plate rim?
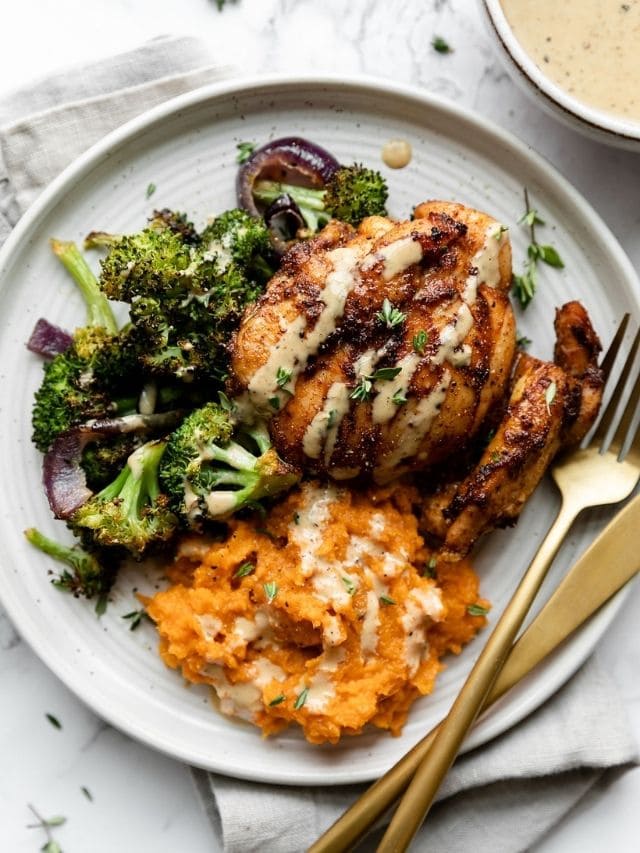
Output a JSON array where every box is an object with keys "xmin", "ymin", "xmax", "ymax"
[{"xmin": 0, "ymin": 72, "xmax": 637, "ymax": 783}]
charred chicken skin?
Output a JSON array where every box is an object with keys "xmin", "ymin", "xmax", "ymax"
[{"xmin": 230, "ymin": 201, "xmax": 603, "ymax": 558}]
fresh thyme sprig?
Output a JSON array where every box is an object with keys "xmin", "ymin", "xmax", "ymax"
[
  {"xmin": 511, "ymin": 188, "xmax": 564, "ymax": 308},
  {"xmin": 27, "ymin": 803, "xmax": 66, "ymax": 853}
]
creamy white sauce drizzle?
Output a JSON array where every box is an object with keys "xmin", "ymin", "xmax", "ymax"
[
  {"xmin": 251, "ymin": 657, "xmax": 286, "ymax": 689},
  {"xmin": 247, "ymin": 245, "xmax": 364, "ymax": 412},
  {"xmin": 372, "ymin": 352, "xmax": 421, "ymax": 425},
  {"xmin": 304, "ymin": 671, "xmax": 336, "ymax": 713},
  {"xmin": 303, "ymin": 382, "xmax": 351, "ymax": 460},
  {"xmin": 201, "ymin": 664, "xmax": 262, "ymax": 720},
  {"xmin": 361, "ymin": 590, "xmax": 380, "ymax": 658},
  {"xmin": 374, "ymin": 375, "xmax": 452, "ymax": 483},
  {"xmin": 205, "ymin": 491, "xmax": 238, "ymax": 517},
  {"xmin": 196, "ymin": 614, "xmax": 223, "ymax": 642},
  {"xmin": 362, "ymin": 236, "xmax": 423, "ymax": 281},
  {"xmin": 401, "ymin": 586, "xmax": 445, "ymax": 676}
]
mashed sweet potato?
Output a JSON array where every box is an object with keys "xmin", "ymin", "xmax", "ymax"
[{"xmin": 146, "ymin": 481, "xmax": 487, "ymax": 744}]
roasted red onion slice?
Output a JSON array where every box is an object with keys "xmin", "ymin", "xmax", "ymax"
[
  {"xmin": 43, "ymin": 411, "xmax": 184, "ymax": 519},
  {"xmin": 263, "ymin": 193, "xmax": 306, "ymax": 251},
  {"xmin": 27, "ymin": 318, "xmax": 73, "ymax": 358},
  {"xmin": 237, "ymin": 136, "xmax": 339, "ymax": 218}
]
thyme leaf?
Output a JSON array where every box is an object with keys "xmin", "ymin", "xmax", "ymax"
[{"xmin": 236, "ymin": 141, "xmax": 255, "ymax": 163}]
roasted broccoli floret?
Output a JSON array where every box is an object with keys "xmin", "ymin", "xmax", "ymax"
[
  {"xmin": 159, "ymin": 402, "xmax": 300, "ymax": 526},
  {"xmin": 31, "ymin": 242, "xmax": 138, "ymax": 451},
  {"xmin": 252, "ymin": 163, "xmax": 389, "ymax": 231},
  {"xmin": 81, "ymin": 434, "xmax": 139, "ymax": 490},
  {"xmin": 70, "ymin": 439, "xmax": 178, "ymax": 557},
  {"xmin": 89, "ymin": 209, "xmax": 273, "ymax": 386},
  {"xmin": 87, "ymin": 219, "xmax": 193, "ymax": 303},
  {"xmin": 199, "ymin": 208, "xmax": 275, "ymax": 281},
  {"xmin": 24, "ymin": 527, "xmax": 118, "ymax": 608}
]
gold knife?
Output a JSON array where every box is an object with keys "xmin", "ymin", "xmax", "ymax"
[{"xmin": 309, "ymin": 492, "xmax": 640, "ymax": 853}]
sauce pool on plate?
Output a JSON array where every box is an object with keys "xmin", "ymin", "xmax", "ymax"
[
  {"xmin": 381, "ymin": 139, "xmax": 412, "ymax": 168},
  {"xmin": 500, "ymin": 0, "xmax": 640, "ymax": 121}
]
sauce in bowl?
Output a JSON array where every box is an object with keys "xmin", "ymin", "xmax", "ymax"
[{"xmin": 500, "ymin": 0, "xmax": 640, "ymax": 122}]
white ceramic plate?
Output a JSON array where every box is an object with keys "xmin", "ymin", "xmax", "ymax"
[{"xmin": 0, "ymin": 76, "xmax": 637, "ymax": 785}]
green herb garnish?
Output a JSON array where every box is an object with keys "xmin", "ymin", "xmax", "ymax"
[
  {"xmin": 376, "ymin": 298, "xmax": 406, "ymax": 328},
  {"xmin": 350, "ymin": 376, "xmax": 373, "ymax": 402},
  {"xmin": 45, "ymin": 713, "xmax": 62, "ymax": 730},
  {"xmin": 269, "ymin": 694, "xmax": 285, "ymax": 707},
  {"xmin": 26, "ymin": 804, "xmax": 66, "ymax": 853},
  {"xmin": 276, "ymin": 366, "xmax": 292, "ymax": 389},
  {"xmin": 268, "ymin": 396, "xmax": 280, "ymax": 411},
  {"xmin": 234, "ymin": 562, "xmax": 255, "ymax": 579},
  {"xmin": 326, "ymin": 409, "xmax": 338, "ymax": 429},
  {"xmin": 122, "ymin": 608, "xmax": 149, "ymax": 631},
  {"xmin": 294, "ymin": 687, "xmax": 309, "ymax": 709},
  {"xmin": 146, "ymin": 182, "xmax": 156, "ymax": 199},
  {"xmin": 264, "ymin": 581, "xmax": 278, "ymax": 603},
  {"xmin": 236, "ymin": 141, "xmax": 255, "ymax": 163},
  {"xmin": 512, "ymin": 188, "xmax": 564, "ymax": 308},
  {"xmin": 380, "ymin": 594, "xmax": 396, "ymax": 605},
  {"xmin": 392, "ymin": 390, "xmax": 408, "ymax": 406},
  {"xmin": 467, "ymin": 603, "xmax": 489, "ymax": 616},
  {"xmin": 342, "ymin": 576, "xmax": 357, "ymax": 595},
  {"xmin": 81, "ymin": 786, "xmax": 93, "ymax": 802},
  {"xmin": 371, "ymin": 366, "xmax": 402, "ymax": 382},
  {"xmin": 413, "ymin": 329, "xmax": 428, "ymax": 354},
  {"xmin": 423, "ymin": 556, "xmax": 437, "ymax": 578},
  {"xmin": 516, "ymin": 332, "xmax": 532, "ymax": 348},
  {"xmin": 545, "ymin": 380, "xmax": 557, "ymax": 412},
  {"xmin": 432, "ymin": 35, "xmax": 452, "ymax": 54}
]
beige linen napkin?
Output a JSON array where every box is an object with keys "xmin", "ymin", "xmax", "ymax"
[{"xmin": 0, "ymin": 36, "xmax": 636, "ymax": 853}]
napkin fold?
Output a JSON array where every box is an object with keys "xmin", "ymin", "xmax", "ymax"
[
  {"xmin": 191, "ymin": 659, "xmax": 636, "ymax": 853},
  {"xmin": 0, "ymin": 35, "xmax": 636, "ymax": 853}
]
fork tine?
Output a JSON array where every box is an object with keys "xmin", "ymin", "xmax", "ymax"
[
  {"xmin": 590, "ymin": 324, "xmax": 640, "ymax": 450},
  {"xmin": 600, "ymin": 313, "xmax": 630, "ymax": 382},
  {"xmin": 609, "ymin": 356, "xmax": 640, "ymax": 457}
]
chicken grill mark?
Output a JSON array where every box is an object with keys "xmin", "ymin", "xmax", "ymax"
[{"xmin": 230, "ymin": 201, "xmax": 603, "ymax": 558}]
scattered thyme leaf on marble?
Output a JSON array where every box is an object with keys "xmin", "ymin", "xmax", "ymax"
[
  {"xmin": 432, "ymin": 35, "xmax": 453, "ymax": 54},
  {"xmin": 146, "ymin": 182, "xmax": 156, "ymax": 199},
  {"xmin": 26, "ymin": 804, "xmax": 66, "ymax": 853},
  {"xmin": 45, "ymin": 713, "xmax": 62, "ymax": 730},
  {"xmin": 81, "ymin": 786, "xmax": 93, "ymax": 802}
]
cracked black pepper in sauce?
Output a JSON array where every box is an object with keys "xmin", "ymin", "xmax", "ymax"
[{"xmin": 501, "ymin": 0, "xmax": 640, "ymax": 121}]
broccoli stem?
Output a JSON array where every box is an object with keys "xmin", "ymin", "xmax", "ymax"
[
  {"xmin": 95, "ymin": 440, "xmax": 165, "ymax": 517},
  {"xmin": 24, "ymin": 527, "xmax": 109, "ymax": 605},
  {"xmin": 50, "ymin": 239, "xmax": 118, "ymax": 334},
  {"xmin": 252, "ymin": 180, "xmax": 330, "ymax": 232},
  {"xmin": 205, "ymin": 439, "xmax": 261, "ymax": 471}
]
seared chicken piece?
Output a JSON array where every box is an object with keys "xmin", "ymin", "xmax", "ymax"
[
  {"xmin": 231, "ymin": 201, "xmax": 515, "ymax": 482},
  {"xmin": 423, "ymin": 302, "xmax": 603, "ymax": 559},
  {"xmin": 231, "ymin": 204, "xmax": 603, "ymax": 559}
]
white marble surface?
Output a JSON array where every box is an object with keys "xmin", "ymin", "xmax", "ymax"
[{"xmin": 1, "ymin": 1, "xmax": 639, "ymax": 851}]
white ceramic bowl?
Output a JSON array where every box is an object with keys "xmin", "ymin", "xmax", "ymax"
[{"xmin": 481, "ymin": 0, "xmax": 640, "ymax": 150}]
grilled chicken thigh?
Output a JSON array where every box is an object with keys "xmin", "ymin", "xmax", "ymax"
[
  {"xmin": 230, "ymin": 202, "xmax": 603, "ymax": 558},
  {"xmin": 231, "ymin": 201, "xmax": 515, "ymax": 482}
]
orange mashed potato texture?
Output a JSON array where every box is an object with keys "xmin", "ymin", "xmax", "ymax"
[{"xmin": 147, "ymin": 481, "xmax": 487, "ymax": 745}]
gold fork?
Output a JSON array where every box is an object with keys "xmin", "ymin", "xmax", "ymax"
[
  {"xmin": 373, "ymin": 319, "xmax": 640, "ymax": 851},
  {"xmin": 309, "ymin": 317, "xmax": 638, "ymax": 853}
]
